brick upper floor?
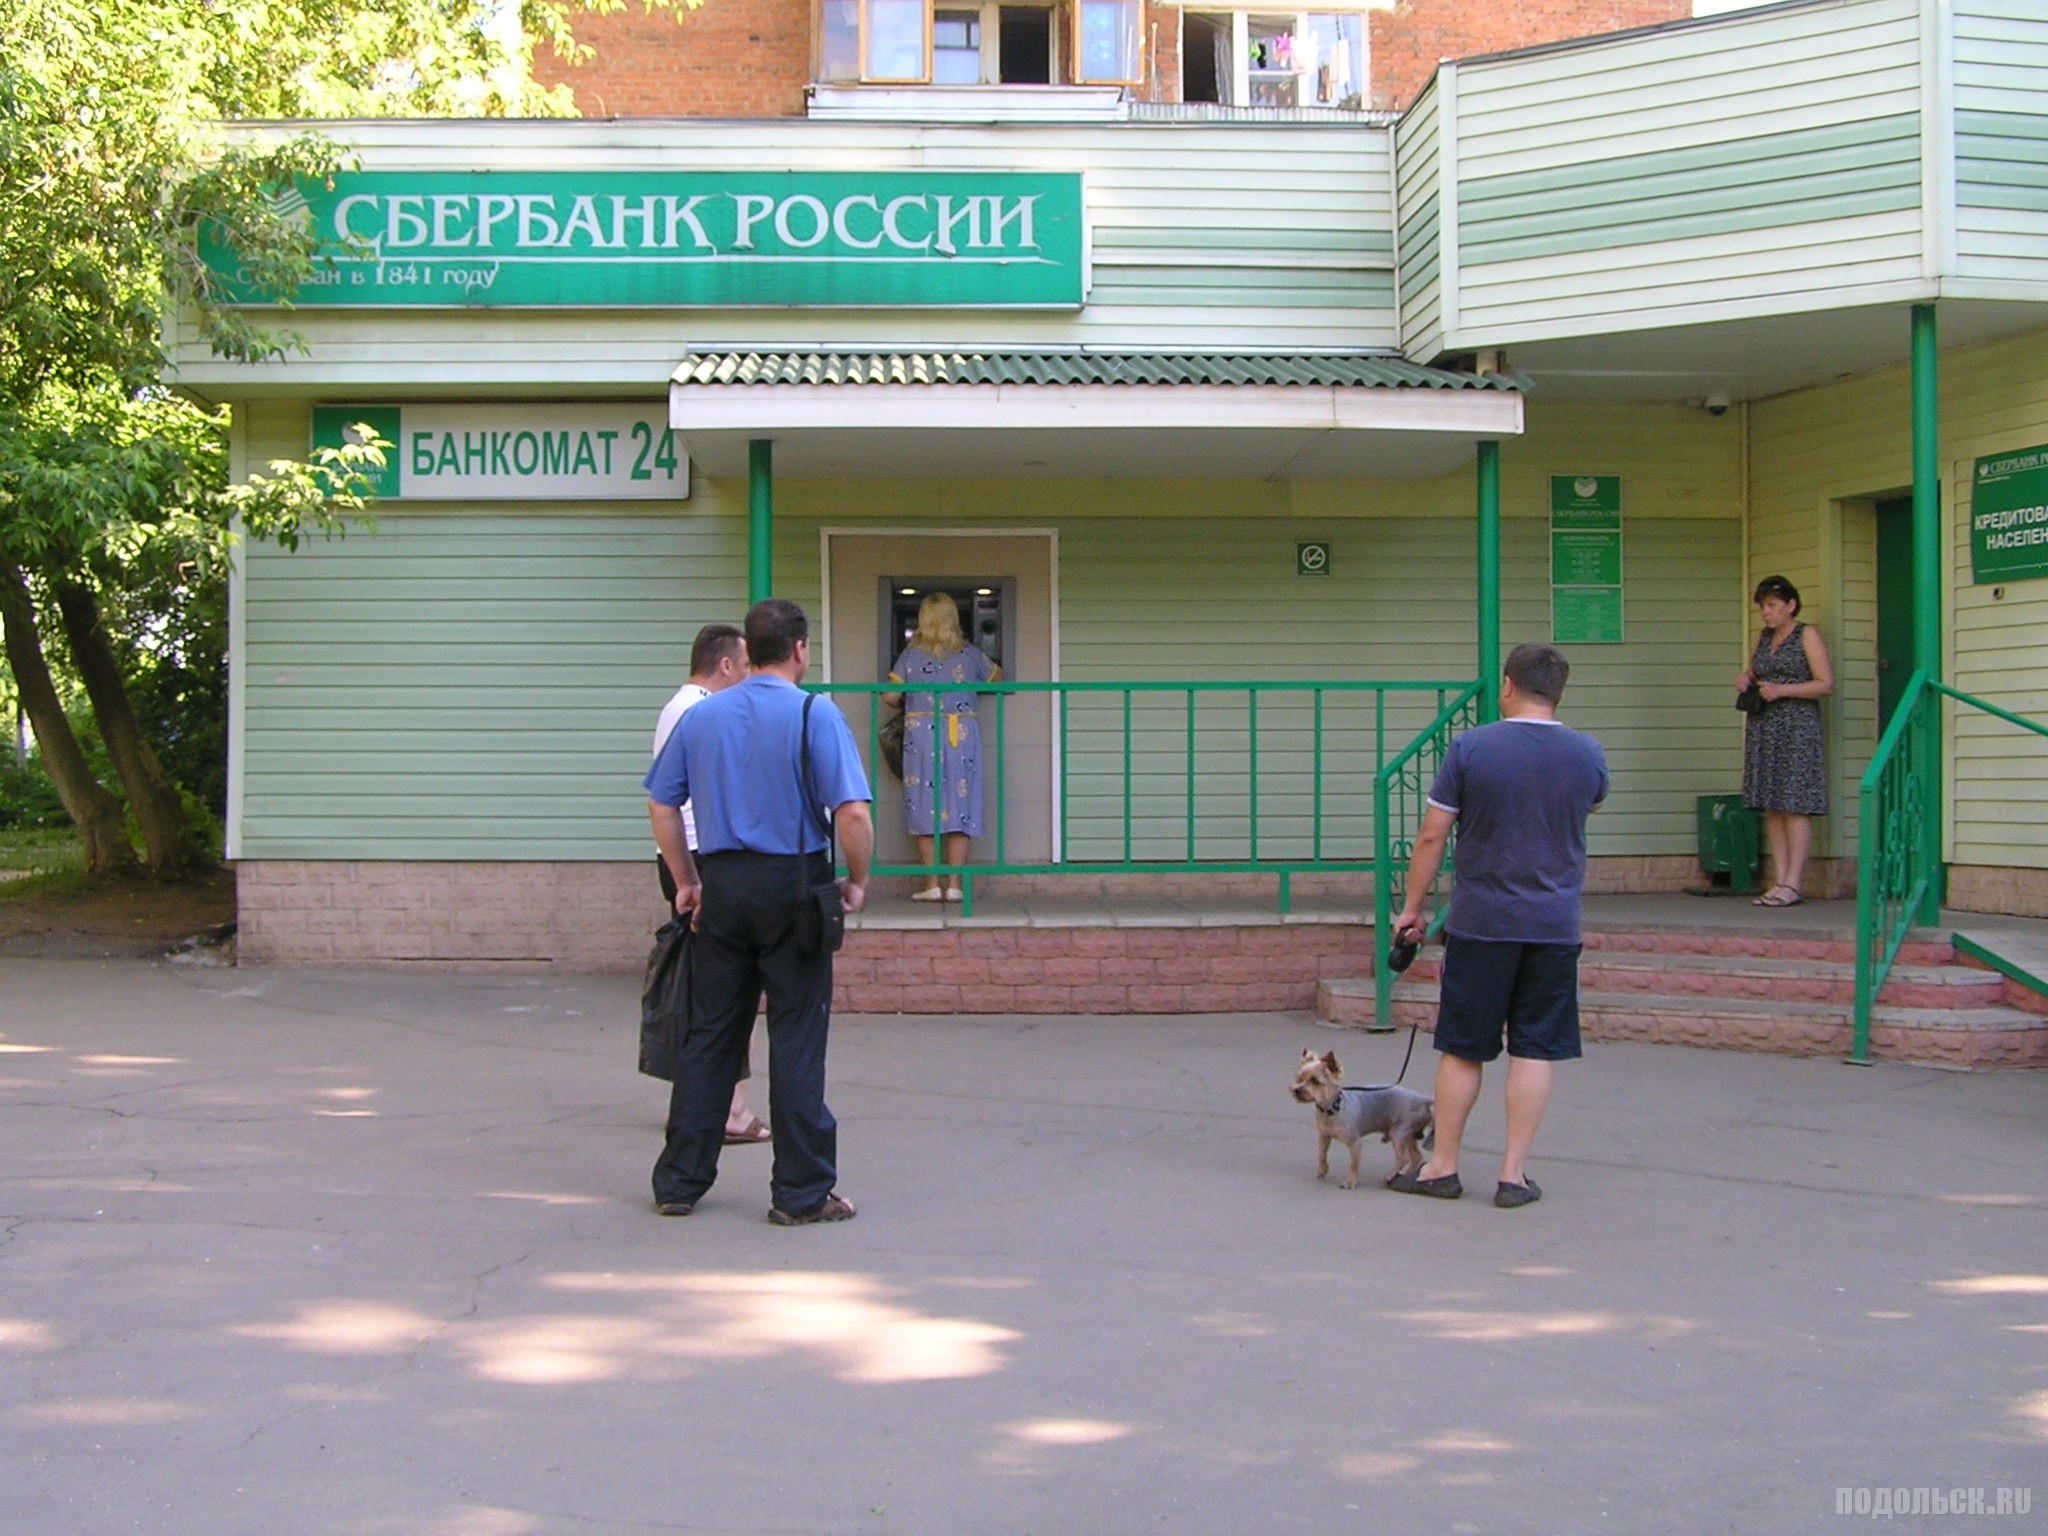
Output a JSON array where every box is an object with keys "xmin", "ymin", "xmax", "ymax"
[{"xmin": 532, "ymin": 0, "xmax": 1688, "ymax": 118}]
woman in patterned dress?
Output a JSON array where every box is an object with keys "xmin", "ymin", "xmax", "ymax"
[
  {"xmin": 886, "ymin": 593, "xmax": 1001, "ymax": 902},
  {"xmin": 1737, "ymin": 575, "xmax": 1833, "ymax": 907}
]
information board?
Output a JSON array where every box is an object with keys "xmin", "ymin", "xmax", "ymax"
[
  {"xmin": 312, "ymin": 403, "xmax": 687, "ymax": 501},
  {"xmin": 1550, "ymin": 475, "xmax": 1623, "ymax": 644},
  {"xmin": 1970, "ymin": 444, "xmax": 2048, "ymax": 585}
]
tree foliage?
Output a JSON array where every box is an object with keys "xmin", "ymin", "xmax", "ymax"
[{"xmin": 1, "ymin": 0, "xmax": 693, "ymax": 876}]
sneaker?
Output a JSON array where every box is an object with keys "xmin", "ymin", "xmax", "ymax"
[{"xmin": 653, "ymin": 1198, "xmax": 696, "ymax": 1217}]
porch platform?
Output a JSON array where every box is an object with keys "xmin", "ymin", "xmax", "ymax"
[
  {"xmin": 851, "ymin": 885, "xmax": 2047, "ymax": 955},
  {"xmin": 840, "ymin": 887, "xmax": 2048, "ymax": 1068}
]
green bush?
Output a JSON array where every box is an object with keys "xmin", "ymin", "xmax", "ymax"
[{"xmin": 0, "ymin": 762, "xmax": 67, "ymax": 829}]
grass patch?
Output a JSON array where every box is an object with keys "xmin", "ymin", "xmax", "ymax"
[{"xmin": 0, "ymin": 825, "xmax": 91, "ymax": 896}]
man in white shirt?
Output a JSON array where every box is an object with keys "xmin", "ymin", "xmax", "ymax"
[{"xmin": 651, "ymin": 623, "xmax": 762, "ymax": 1142}]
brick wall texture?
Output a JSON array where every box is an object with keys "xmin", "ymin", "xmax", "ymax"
[
  {"xmin": 532, "ymin": 0, "xmax": 812, "ymax": 118},
  {"xmin": 529, "ymin": 0, "xmax": 1690, "ymax": 118},
  {"xmin": 1369, "ymin": 0, "xmax": 1690, "ymax": 111}
]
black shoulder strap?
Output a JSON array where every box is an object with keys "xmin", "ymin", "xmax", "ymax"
[{"xmin": 800, "ymin": 694, "xmax": 837, "ymax": 863}]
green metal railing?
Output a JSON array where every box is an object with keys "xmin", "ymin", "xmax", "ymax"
[
  {"xmin": 807, "ymin": 678, "xmax": 1472, "ymax": 916},
  {"xmin": 1853, "ymin": 671, "xmax": 2048, "ymax": 1061},
  {"xmin": 1371, "ymin": 682, "xmax": 1480, "ymax": 1028}
]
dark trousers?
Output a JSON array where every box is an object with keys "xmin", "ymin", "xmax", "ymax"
[{"xmin": 651, "ymin": 850, "xmax": 837, "ymax": 1216}]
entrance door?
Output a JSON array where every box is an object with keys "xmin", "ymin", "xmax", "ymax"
[
  {"xmin": 824, "ymin": 531, "xmax": 1056, "ymax": 869},
  {"xmin": 1874, "ymin": 496, "xmax": 1913, "ymax": 728}
]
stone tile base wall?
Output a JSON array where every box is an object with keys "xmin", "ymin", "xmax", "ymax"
[
  {"xmin": 237, "ymin": 861, "xmax": 1373, "ymax": 1010},
  {"xmin": 238, "ymin": 862, "xmax": 667, "ymax": 970},
  {"xmin": 239, "ymin": 858, "xmax": 1704, "ymax": 973},
  {"xmin": 836, "ymin": 924, "xmax": 1372, "ymax": 1014},
  {"xmin": 1947, "ymin": 864, "xmax": 2048, "ymax": 920}
]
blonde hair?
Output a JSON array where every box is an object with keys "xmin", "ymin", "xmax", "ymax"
[{"xmin": 910, "ymin": 592, "xmax": 965, "ymax": 656}]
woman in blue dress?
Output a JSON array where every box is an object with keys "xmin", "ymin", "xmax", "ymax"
[{"xmin": 887, "ymin": 593, "xmax": 1001, "ymax": 902}]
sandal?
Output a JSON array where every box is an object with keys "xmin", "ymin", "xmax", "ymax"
[
  {"xmin": 767, "ymin": 1192, "xmax": 856, "ymax": 1226},
  {"xmin": 1753, "ymin": 884, "xmax": 1804, "ymax": 908},
  {"xmin": 723, "ymin": 1117, "xmax": 771, "ymax": 1145}
]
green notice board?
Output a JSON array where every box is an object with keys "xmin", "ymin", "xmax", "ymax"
[
  {"xmin": 1551, "ymin": 475, "xmax": 1623, "ymax": 644},
  {"xmin": 1970, "ymin": 444, "xmax": 2048, "ymax": 584}
]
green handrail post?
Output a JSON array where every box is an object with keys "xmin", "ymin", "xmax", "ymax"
[
  {"xmin": 994, "ymin": 690, "xmax": 1006, "ymax": 867},
  {"xmin": 1910, "ymin": 304, "xmax": 1943, "ymax": 923},
  {"xmin": 1476, "ymin": 439, "xmax": 1502, "ymax": 725},
  {"xmin": 747, "ymin": 439, "xmax": 772, "ymax": 604},
  {"xmin": 1185, "ymin": 688, "xmax": 1197, "ymax": 862},
  {"xmin": 1122, "ymin": 689, "xmax": 1133, "ymax": 863},
  {"xmin": 1855, "ymin": 674, "xmax": 2048, "ymax": 1060},
  {"xmin": 1372, "ymin": 681, "xmax": 1483, "ymax": 1028},
  {"xmin": 1058, "ymin": 689, "xmax": 1070, "ymax": 863},
  {"xmin": 1373, "ymin": 771, "xmax": 1395, "ymax": 1028},
  {"xmin": 1248, "ymin": 688, "xmax": 1259, "ymax": 862},
  {"xmin": 1854, "ymin": 671, "xmax": 1930, "ymax": 1062},
  {"xmin": 1312, "ymin": 688, "xmax": 1325, "ymax": 862}
]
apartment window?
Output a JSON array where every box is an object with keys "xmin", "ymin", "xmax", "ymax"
[
  {"xmin": 867, "ymin": 0, "xmax": 930, "ymax": 80},
  {"xmin": 814, "ymin": 0, "xmax": 1070, "ymax": 86},
  {"xmin": 1073, "ymin": 0, "xmax": 1141, "ymax": 85},
  {"xmin": 999, "ymin": 5, "xmax": 1055, "ymax": 83},
  {"xmin": 820, "ymin": 0, "xmax": 861, "ymax": 81},
  {"xmin": 1183, "ymin": 11, "xmax": 1363, "ymax": 109},
  {"xmin": 933, "ymin": 9, "xmax": 984, "ymax": 82}
]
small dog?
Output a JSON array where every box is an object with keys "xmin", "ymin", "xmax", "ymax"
[{"xmin": 1290, "ymin": 1048, "xmax": 1435, "ymax": 1190}]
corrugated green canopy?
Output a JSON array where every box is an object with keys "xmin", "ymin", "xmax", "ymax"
[{"xmin": 672, "ymin": 351, "xmax": 1530, "ymax": 391}]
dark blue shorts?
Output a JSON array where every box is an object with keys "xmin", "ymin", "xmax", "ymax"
[{"xmin": 1433, "ymin": 934, "xmax": 1583, "ymax": 1064}]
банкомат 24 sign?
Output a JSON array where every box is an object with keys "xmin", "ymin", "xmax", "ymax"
[{"xmin": 203, "ymin": 171, "xmax": 1086, "ymax": 309}]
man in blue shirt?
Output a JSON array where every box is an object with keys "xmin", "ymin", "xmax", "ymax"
[
  {"xmin": 645, "ymin": 598, "xmax": 874, "ymax": 1225},
  {"xmin": 1390, "ymin": 643, "xmax": 1608, "ymax": 1210}
]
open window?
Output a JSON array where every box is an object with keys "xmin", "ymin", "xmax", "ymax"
[{"xmin": 1181, "ymin": 10, "xmax": 1363, "ymax": 109}]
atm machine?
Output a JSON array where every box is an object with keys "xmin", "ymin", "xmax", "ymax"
[{"xmin": 879, "ymin": 578, "xmax": 1014, "ymax": 675}]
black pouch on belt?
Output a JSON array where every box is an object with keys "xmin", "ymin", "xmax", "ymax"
[{"xmin": 798, "ymin": 695, "xmax": 847, "ymax": 955}]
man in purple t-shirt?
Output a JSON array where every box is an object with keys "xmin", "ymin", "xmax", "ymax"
[{"xmin": 1390, "ymin": 643, "xmax": 1608, "ymax": 1210}]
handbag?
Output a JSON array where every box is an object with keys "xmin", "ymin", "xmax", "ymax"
[
  {"xmin": 638, "ymin": 913, "xmax": 692, "ymax": 1079},
  {"xmin": 797, "ymin": 694, "xmax": 847, "ymax": 955},
  {"xmin": 1735, "ymin": 684, "xmax": 1767, "ymax": 715},
  {"xmin": 878, "ymin": 706, "xmax": 906, "ymax": 779}
]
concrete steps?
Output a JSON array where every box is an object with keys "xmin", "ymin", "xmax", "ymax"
[{"xmin": 1315, "ymin": 928, "xmax": 2048, "ymax": 1070}]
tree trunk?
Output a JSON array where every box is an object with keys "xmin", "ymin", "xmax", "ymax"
[
  {"xmin": 50, "ymin": 577, "xmax": 210, "ymax": 879},
  {"xmin": 0, "ymin": 558, "xmax": 137, "ymax": 874}
]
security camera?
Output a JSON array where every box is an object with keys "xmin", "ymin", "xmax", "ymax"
[{"xmin": 1704, "ymin": 392, "xmax": 1730, "ymax": 416}]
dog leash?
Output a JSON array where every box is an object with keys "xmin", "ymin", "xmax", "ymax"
[
  {"xmin": 1386, "ymin": 929, "xmax": 1422, "ymax": 1085},
  {"xmin": 1391, "ymin": 1023, "xmax": 1420, "ymax": 1085}
]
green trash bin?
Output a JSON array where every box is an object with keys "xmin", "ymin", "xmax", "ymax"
[{"xmin": 1696, "ymin": 794, "xmax": 1760, "ymax": 894}]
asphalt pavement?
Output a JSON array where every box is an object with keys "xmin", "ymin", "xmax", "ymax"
[{"xmin": 2, "ymin": 958, "xmax": 2043, "ymax": 1535}]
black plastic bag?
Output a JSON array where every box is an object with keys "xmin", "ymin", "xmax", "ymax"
[{"xmin": 639, "ymin": 915, "xmax": 692, "ymax": 1080}]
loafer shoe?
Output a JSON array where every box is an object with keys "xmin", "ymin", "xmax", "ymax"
[{"xmin": 1385, "ymin": 1170, "xmax": 1463, "ymax": 1199}]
